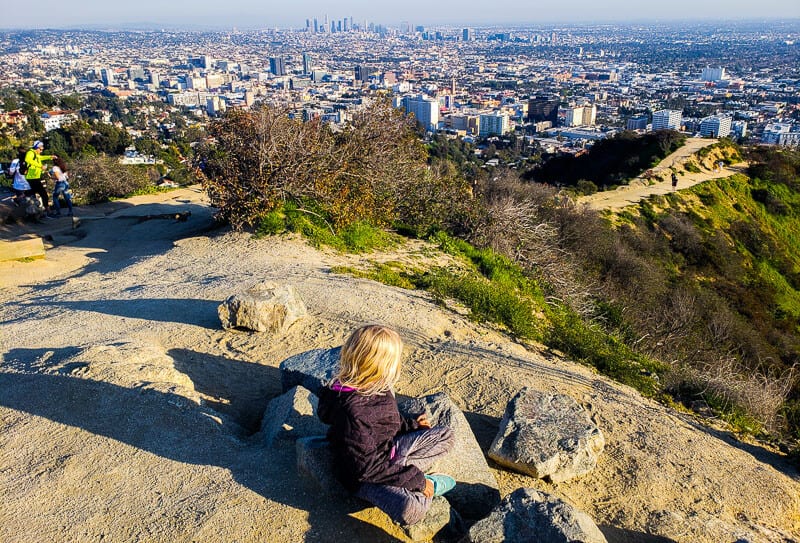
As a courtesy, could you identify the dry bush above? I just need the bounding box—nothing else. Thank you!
[195,99,471,232]
[677,358,798,434]
[69,155,152,204]
[471,172,597,317]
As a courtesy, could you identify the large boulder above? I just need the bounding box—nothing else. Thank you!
[400,393,500,521]
[461,488,607,543]
[489,388,604,483]
[279,347,341,395]
[296,436,457,541]
[218,281,307,333]
[259,386,328,447]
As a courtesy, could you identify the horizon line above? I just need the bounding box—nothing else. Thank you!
[2,16,799,33]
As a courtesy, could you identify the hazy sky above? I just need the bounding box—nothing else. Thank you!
[11,0,800,29]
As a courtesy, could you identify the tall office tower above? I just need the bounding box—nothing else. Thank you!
[306,19,311,31]
[100,67,115,86]
[354,64,369,82]
[652,109,682,130]
[582,104,597,126]
[150,70,161,86]
[270,57,286,76]
[402,95,439,132]
[343,17,350,31]
[550,31,557,43]
[303,53,312,75]
[699,115,732,138]
[527,96,559,124]
[337,20,342,32]
[462,28,473,41]
[201,55,213,69]
[313,18,318,32]
[350,17,354,30]
[701,66,726,82]
[400,21,411,33]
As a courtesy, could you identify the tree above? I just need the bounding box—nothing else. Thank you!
[195,99,472,233]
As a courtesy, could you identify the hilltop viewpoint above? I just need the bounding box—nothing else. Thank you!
[1,184,799,543]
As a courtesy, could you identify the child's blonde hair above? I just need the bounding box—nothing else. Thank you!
[334,324,403,396]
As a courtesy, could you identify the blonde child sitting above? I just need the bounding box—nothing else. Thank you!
[318,325,456,526]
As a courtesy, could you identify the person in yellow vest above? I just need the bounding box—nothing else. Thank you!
[25,140,58,217]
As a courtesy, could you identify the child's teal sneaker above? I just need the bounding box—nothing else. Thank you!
[424,474,456,497]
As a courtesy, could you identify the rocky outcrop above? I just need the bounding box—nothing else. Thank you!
[279,347,341,395]
[461,488,607,543]
[489,388,604,483]
[259,385,327,447]
[218,281,307,332]
[400,393,501,521]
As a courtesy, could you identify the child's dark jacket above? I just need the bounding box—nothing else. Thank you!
[318,386,425,493]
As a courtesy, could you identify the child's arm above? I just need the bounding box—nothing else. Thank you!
[341,414,427,492]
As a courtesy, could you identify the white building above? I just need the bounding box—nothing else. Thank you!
[479,112,510,137]
[563,106,584,127]
[41,110,79,132]
[652,109,682,131]
[701,67,727,82]
[402,95,439,132]
[762,123,800,146]
[699,115,732,138]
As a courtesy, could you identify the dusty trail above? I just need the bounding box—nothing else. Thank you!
[580,138,746,212]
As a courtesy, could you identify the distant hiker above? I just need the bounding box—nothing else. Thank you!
[317,325,456,526]
[24,140,58,217]
[671,172,678,190]
[51,158,73,217]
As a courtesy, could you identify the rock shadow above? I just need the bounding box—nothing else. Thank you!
[9,297,221,329]
[0,370,404,543]
[169,348,284,434]
[2,346,83,372]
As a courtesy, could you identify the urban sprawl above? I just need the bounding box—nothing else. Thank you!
[2,19,800,165]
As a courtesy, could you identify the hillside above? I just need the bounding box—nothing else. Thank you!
[1,187,799,542]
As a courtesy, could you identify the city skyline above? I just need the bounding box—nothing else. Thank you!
[5,0,800,30]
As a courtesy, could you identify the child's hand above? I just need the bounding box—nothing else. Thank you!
[423,478,434,498]
[416,414,431,429]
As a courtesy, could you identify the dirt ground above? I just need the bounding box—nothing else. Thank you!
[1,186,798,543]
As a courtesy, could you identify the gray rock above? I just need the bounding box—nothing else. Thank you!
[279,346,341,395]
[400,392,500,521]
[296,435,348,498]
[488,388,604,483]
[402,497,458,542]
[259,386,328,447]
[461,488,608,543]
[218,281,307,332]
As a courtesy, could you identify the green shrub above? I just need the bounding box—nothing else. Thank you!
[546,307,665,396]
[416,268,542,340]
[576,179,598,196]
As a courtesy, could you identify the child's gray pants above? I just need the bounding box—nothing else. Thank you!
[355,425,455,525]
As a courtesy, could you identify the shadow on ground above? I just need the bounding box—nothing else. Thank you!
[0,368,405,542]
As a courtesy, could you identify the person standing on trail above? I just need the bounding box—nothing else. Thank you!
[24,140,58,217]
[671,172,678,190]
